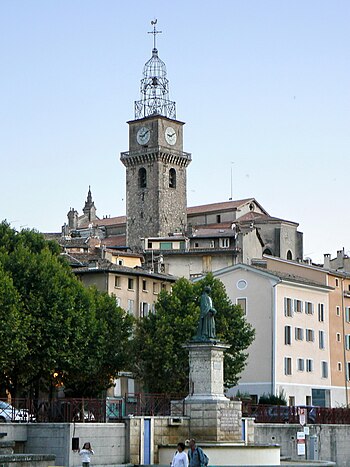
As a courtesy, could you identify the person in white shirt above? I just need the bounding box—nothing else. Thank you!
[79,442,94,467]
[171,442,189,467]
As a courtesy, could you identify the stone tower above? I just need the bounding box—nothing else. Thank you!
[121,24,191,250]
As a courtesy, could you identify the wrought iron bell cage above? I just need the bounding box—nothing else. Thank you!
[134,48,176,120]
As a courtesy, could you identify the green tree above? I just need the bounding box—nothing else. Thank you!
[63,288,134,397]
[131,274,255,394]
[0,266,28,396]
[0,221,133,398]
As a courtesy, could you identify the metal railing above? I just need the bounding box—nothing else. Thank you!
[243,404,350,424]
[3,398,350,424]
[0,394,185,423]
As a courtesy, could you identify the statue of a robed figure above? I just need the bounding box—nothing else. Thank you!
[195,286,217,340]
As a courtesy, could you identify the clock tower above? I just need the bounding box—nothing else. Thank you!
[121,23,191,251]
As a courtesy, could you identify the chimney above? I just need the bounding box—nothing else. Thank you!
[323,253,331,270]
[337,249,345,268]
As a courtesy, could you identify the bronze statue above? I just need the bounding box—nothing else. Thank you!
[196,286,217,340]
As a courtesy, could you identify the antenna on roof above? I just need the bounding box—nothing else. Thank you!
[229,162,234,200]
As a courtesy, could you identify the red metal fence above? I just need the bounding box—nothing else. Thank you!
[243,404,350,424]
[0,394,185,423]
[2,398,350,424]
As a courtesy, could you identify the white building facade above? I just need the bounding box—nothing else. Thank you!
[212,264,333,406]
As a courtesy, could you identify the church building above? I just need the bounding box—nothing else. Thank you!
[61,24,303,279]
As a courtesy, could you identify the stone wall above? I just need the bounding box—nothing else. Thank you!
[255,423,350,467]
[126,416,190,465]
[25,423,125,467]
[184,400,242,443]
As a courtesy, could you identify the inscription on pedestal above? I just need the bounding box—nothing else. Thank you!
[220,409,238,432]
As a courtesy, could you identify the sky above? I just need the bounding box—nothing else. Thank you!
[1,0,349,263]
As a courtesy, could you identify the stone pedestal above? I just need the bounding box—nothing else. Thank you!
[183,340,242,442]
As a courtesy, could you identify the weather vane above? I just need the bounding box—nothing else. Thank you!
[148,19,162,49]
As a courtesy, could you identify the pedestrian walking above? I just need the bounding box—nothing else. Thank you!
[171,442,189,467]
[188,439,208,467]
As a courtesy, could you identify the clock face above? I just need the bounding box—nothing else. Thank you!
[165,127,177,145]
[136,126,151,145]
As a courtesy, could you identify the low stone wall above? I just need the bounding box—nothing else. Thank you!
[25,423,126,467]
[255,423,350,467]
[159,444,280,466]
[0,453,55,467]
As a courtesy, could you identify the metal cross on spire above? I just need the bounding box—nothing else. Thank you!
[148,19,162,50]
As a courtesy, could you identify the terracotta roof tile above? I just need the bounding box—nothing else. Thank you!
[187,198,254,215]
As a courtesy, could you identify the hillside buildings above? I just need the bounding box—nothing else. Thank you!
[54,26,349,407]
[210,256,350,407]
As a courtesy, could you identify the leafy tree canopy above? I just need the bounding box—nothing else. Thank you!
[0,221,133,398]
[131,274,255,394]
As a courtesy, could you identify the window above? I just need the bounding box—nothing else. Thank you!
[295,327,304,341]
[216,214,221,223]
[335,278,339,287]
[306,329,314,342]
[160,242,173,250]
[319,330,325,350]
[128,278,134,290]
[147,241,153,249]
[284,298,293,317]
[336,332,341,342]
[284,325,292,345]
[336,306,340,317]
[297,358,305,371]
[237,279,247,290]
[169,168,176,188]
[127,299,134,314]
[294,299,303,313]
[151,303,156,314]
[346,335,350,351]
[289,396,295,406]
[153,282,159,294]
[219,238,230,248]
[284,357,292,375]
[138,167,147,188]
[305,301,314,315]
[318,303,325,322]
[321,361,328,378]
[115,296,121,307]
[287,250,293,260]
[306,359,313,372]
[140,302,149,318]
[117,259,124,266]
[114,276,121,288]
[346,307,350,323]
[237,298,247,315]
[142,280,148,291]
[338,362,342,372]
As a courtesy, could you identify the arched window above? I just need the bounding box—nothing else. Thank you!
[287,250,293,260]
[169,168,176,188]
[138,167,147,188]
[263,248,273,256]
